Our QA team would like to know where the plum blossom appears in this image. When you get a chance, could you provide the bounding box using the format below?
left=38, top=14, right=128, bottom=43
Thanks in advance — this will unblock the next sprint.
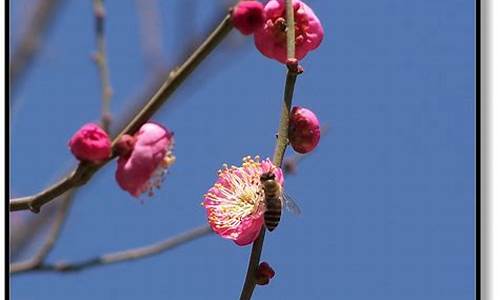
left=254, top=0, right=324, bottom=63
left=288, top=106, right=321, bottom=154
left=202, top=156, right=284, bottom=246
left=115, top=122, right=175, bottom=197
left=68, top=123, right=111, bottom=163
left=231, top=1, right=265, bottom=35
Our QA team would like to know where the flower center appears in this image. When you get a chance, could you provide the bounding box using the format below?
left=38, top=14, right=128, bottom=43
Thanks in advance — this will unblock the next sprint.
left=139, top=144, right=175, bottom=197
left=204, top=158, right=266, bottom=230
left=269, top=6, right=309, bottom=47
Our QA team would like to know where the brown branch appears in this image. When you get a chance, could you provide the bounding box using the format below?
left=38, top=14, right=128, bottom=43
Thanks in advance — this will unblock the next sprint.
left=9, top=129, right=314, bottom=275
left=92, top=0, right=113, bottom=132
left=112, top=13, right=233, bottom=140
left=111, top=6, right=230, bottom=135
left=239, top=1, right=298, bottom=299
left=9, top=12, right=235, bottom=213
left=9, top=140, right=314, bottom=275
left=10, top=191, right=75, bottom=273
left=10, top=0, right=64, bottom=94
left=11, top=225, right=213, bottom=275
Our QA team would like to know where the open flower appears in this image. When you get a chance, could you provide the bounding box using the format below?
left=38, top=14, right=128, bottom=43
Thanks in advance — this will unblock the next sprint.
left=254, top=0, right=324, bottom=63
left=202, top=156, right=284, bottom=246
left=115, top=122, right=175, bottom=197
left=288, top=106, right=321, bottom=154
left=68, top=123, right=111, bottom=163
left=231, top=0, right=265, bottom=35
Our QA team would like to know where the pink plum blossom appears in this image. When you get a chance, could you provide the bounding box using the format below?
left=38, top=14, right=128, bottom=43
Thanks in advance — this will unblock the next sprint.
left=231, top=1, right=265, bottom=35
left=115, top=122, right=175, bottom=197
left=68, top=123, right=111, bottom=163
left=202, top=156, right=284, bottom=246
left=288, top=106, right=321, bottom=154
left=254, top=0, right=324, bottom=63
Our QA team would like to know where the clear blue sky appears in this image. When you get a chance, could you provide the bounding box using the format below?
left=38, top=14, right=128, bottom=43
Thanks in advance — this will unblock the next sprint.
left=10, top=0, right=475, bottom=299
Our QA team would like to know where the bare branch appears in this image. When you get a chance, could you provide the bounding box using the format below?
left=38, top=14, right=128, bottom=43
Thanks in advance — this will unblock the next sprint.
left=11, top=225, right=212, bottom=275
left=92, top=0, right=113, bottom=132
left=240, top=1, right=299, bottom=299
left=10, top=191, right=75, bottom=273
left=135, top=0, right=167, bottom=70
left=10, top=0, right=64, bottom=94
left=9, top=12, right=235, bottom=213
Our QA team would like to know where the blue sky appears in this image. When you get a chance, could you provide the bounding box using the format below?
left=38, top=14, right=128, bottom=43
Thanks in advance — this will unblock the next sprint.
left=10, top=0, right=475, bottom=299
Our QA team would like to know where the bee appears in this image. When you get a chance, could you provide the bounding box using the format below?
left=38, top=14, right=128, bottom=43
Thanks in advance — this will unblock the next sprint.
left=260, top=171, right=301, bottom=232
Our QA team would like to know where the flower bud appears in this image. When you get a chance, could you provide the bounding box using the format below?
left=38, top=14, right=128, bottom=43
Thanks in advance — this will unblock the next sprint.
left=288, top=106, right=321, bottom=154
left=254, top=0, right=324, bottom=63
left=255, top=262, right=275, bottom=285
left=68, top=123, right=111, bottom=162
left=114, top=134, right=136, bottom=157
left=231, top=1, right=265, bottom=35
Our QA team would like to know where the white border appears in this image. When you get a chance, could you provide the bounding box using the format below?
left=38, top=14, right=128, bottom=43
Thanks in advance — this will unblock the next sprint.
left=0, top=0, right=6, bottom=296
left=486, top=0, right=499, bottom=299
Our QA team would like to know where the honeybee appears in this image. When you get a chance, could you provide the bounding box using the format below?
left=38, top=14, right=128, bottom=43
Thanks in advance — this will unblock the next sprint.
left=260, top=171, right=301, bottom=232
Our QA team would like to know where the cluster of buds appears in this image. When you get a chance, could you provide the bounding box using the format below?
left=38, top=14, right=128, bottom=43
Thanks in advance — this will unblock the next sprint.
left=68, top=122, right=175, bottom=199
left=232, top=1, right=323, bottom=154
left=232, top=0, right=324, bottom=64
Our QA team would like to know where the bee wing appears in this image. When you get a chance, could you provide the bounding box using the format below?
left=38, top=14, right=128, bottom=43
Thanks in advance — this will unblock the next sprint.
left=281, top=192, right=302, bottom=216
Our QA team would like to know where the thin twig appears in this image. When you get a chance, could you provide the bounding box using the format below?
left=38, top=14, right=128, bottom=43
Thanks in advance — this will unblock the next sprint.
left=92, top=0, right=113, bottom=132
left=10, top=191, right=75, bottom=273
left=9, top=12, right=234, bottom=213
left=135, top=0, right=167, bottom=70
left=11, top=225, right=212, bottom=275
left=112, top=7, right=230, bottom=135
left=10, top=0, right=64, bottom=94
left=10, top=201, right=59, bottom=258
left=112, top=13, right=233, bottom=141
left=239, top=1, right=298, bottom=299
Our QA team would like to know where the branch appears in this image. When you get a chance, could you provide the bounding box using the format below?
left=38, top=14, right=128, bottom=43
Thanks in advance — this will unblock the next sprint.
left=92, top=0, right=113, bottom=132
left=9, top=12, right=234, bottom=213
left=11, top=225, right=212, bottom=275
left=112, top=7, right=229, bottom=136
left=240, top=1, right=299, bottom=299
left=10, top=191, right=75, bottom=273
left=10, top=0, right=64, bottom=94
left=9, top=133, right=313, bottom=275
left=111, top=13, right=233, bottom=140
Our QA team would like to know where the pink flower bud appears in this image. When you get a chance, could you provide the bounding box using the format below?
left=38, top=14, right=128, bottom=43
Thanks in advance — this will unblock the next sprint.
left=288, top=106, right=320, bottom=154
left=254, top=0, right=324, bottom=63
left=114, top=134, right=136, bottom=157
left=68, top=123, right=111, bottom=162
left=255, top=262, right=275, bottom=285
left=231, top=1, right=265, bottom=35
left=115, top=122, right=175, bottom=197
